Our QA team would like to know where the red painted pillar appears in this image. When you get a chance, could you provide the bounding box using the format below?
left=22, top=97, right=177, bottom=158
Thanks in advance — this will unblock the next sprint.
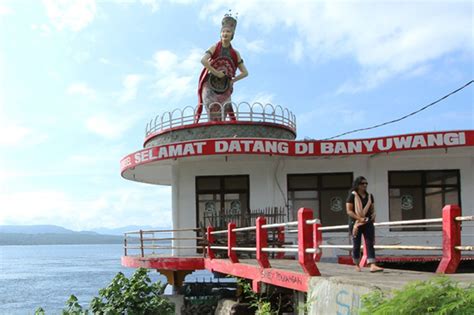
left=276, top=226, right=285, bottom=259
left=228, top=222, right=239, bottom=263
left=312, top=221, right=322, bottom=262
left=256, top=216, right=271, bottom=268
left=252, top=279, right=261, bottom=293
left=436, top=205, right=462, bottom=274
left=207, top=226, right=215, bottom=259
left=298, top=208, right=320, bottom=276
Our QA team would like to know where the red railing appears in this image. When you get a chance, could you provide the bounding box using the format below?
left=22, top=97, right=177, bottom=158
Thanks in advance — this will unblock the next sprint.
left=123, top=205, right=472, bottom=274
left=205, top=205, right=472, bottom=274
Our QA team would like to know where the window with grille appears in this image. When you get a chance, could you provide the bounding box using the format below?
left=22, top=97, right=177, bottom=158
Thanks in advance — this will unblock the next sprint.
left=196, top=175, right=249, bottom=229
left=287, top=173, right=353, bottom=226
left=388, top=170, right=460, bottom=231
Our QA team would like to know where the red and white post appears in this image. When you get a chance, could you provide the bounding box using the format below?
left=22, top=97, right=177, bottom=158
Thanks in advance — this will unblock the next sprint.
left=256, top=216, right=271, bottom=268
left=276, top=226, right=285, bottom=259
left=436, top=205, right=462, bottom=274
left=228, top=222, right=239, bottom=263
left=312, top=220, right=322, bottom=262
left=207, top=226, right=215, bottom=259
left=297, top=208, right=320, bottom=276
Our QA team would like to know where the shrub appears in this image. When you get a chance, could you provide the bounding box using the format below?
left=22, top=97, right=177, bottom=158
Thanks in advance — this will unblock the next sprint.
left=237, top=278, right=280, bottom=315
left=360, top=276, right=474, bottom=315
left=36, top=268, right=174, bottom=315
left=89, top=268, right=174, bottom=315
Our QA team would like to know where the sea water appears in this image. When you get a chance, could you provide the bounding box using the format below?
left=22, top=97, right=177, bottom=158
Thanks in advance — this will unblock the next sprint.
left=0, top=244, right=211, bottom=314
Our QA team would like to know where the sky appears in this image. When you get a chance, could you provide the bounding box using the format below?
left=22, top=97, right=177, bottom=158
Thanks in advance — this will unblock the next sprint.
left=0, top=0, right=472, bottom=231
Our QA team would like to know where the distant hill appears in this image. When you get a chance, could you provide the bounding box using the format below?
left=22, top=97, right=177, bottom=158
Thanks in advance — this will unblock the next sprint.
left=0, top=225, right=121, bottom=245
left=91, top=225, right=172, bottom=236
left=0, top=232, right=124, bottom=246
left=0, top=224, right=173, bottom=246
left=0, top=225, right=79, bottom=234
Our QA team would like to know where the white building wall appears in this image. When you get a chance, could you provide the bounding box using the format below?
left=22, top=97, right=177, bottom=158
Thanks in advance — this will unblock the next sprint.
left=173, top=157, right=283, bottom=255
left=172, top=149, right=473, bottom=257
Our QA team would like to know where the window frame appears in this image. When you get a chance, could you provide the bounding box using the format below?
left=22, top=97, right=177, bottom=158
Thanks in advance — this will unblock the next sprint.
left=195, top=175, right=250, bottom=228
left=388, top=169, right=461, bottom=231
left=287, top=172, right=353, bottom=225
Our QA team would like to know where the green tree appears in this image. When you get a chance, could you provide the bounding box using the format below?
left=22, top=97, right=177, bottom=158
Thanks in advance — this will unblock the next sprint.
left=62, top=295, right=88, bottom=315
left=37, top=268, right=174, bottom=315
left=89, top=268, right=174, bottom=315
left=360, top=276, right=474, bottom=315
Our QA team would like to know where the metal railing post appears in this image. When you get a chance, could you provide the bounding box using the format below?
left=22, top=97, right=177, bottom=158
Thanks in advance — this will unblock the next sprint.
left=124, top=234, right=128, bottom=256
left=228, top=222, right=239, bottom=263
left=207, top=226, right=215, bottom=259
left=312, top=221, right=322, bottom=262
left=297, top=208, right=320, bottom=276
left=256, top=217, right=270, bottom=268
left=139, top=230, right=144, bottom=257
left=436, top=205, right=462, bottom=274
left=276, top=226, right=285, bottom=259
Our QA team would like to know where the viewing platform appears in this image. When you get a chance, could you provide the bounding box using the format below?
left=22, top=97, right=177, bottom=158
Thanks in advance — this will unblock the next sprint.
left=121, top=206, right=474, bottom=313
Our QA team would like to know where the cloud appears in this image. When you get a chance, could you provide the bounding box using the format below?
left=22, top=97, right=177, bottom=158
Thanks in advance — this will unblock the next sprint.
left=139, top=0, right=196, bottom=13
left=153, top=50, right=179, bottom=73
left=140, top=0, right=160, bottom=12
left=201, top=0, right=473, bottom=92
left=0, top=5, right=13, bottom=15
left=119, top=74, right=143, bottom=103
left=99, top=57, right=111, bottom=65
left=31, top=23, right=53, bottom=37
left=0, top=79, right=48, bottom=146
left=251, top=92, right=274, bottom=105
left=85, top=113, right=140, bottom=139
left=67, top=82, right=96, bottom=98
left=72, top=50, right=92, bottom=63
left=65, top=76, right=145, bottom=140
left=238, top=37, right=265, bottom=54
left=0, top=122, right=32, bottom=146
left=43, top=0, right=96, bottom=31
left=66, top=77, right=143, bottom=140
left=151, top=48, right=202, bottom=100
left=289, top=40, right=303, bottom=63
left=0, top=56, right=32, bottom=146
left=0, top=186, right=172, bottom=230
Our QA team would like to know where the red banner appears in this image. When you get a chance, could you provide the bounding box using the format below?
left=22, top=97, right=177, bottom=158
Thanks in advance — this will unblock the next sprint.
left=121, top=130, right=474, bottom=173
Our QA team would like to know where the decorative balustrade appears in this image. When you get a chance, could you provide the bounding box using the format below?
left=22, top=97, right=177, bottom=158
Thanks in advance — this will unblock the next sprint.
left=202, top=206, right=287, bottom=230
left=145, top=102, right=297, bottom=137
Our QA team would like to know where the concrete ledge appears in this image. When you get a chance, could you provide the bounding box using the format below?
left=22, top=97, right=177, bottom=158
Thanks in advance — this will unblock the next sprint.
left=144, top=122, right=296, bottom=148
left=307, top=265, right=474, bottom=314
left=121, top=255, right=205, bottom=270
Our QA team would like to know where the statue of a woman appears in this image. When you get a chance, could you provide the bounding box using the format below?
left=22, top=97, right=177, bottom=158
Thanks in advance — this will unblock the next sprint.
left=195, top=13, right=249, bottom=122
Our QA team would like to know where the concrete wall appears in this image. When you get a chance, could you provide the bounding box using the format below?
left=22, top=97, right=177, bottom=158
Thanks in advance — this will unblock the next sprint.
left=171, top=148, right=473, bottom=256
left=307, top=277, right=375, bottom=315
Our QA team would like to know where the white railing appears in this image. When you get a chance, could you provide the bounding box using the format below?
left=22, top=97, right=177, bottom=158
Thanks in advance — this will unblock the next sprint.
left=145, top=102, right=297, bottom=137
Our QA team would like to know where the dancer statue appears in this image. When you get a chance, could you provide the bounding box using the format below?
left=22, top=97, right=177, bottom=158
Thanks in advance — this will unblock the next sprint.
left=195, top=12, right=249, bottom=122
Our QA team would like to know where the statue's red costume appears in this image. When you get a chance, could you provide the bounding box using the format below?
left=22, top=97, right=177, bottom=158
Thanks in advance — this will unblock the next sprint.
left=195, top=41, right=238, bottom=123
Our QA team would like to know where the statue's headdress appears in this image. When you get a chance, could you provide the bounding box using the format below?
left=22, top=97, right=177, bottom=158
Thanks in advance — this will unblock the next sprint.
left=221, top=10, right=237, bottom=37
